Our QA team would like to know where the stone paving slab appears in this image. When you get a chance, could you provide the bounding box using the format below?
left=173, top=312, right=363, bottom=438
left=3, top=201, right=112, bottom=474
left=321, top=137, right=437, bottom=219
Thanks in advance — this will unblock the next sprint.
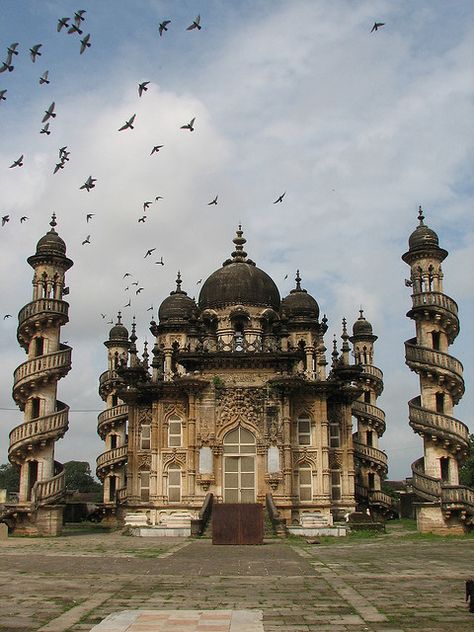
left=90, top=609, right=263, bottom=632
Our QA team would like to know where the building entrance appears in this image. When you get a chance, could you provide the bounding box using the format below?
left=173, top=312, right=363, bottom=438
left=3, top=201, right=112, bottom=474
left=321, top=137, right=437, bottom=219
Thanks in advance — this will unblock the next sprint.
left=223, top=426, right=256, bottom=503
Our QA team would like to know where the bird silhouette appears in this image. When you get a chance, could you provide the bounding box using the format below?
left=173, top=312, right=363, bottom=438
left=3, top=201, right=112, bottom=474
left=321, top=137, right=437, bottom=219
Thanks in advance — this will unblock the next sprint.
left=9, top=155, right=24, bottom=168
left=57, top=17, right=70, bottom=32
left=284, top=274, right=288, bottom=279
left=186, top=15, right=201, bottom=31
left=39, top=70, right=50, bottom=85
left=196, top=279, right=202, bottom=284
left=273, top=192, right=286, bottom=204
left=80, top=33, right=91, bottom=54
left=136, top=287, right=144, bottom=294
left=371, top=22, right=385, bottom=32
left=3, top=314, right=12, bottom=319
left=0, top=89, right=7, bottom=101
left=82, top=235, right=91, bottom=245
left=42, top=102, right=56, bottom=122
left=155, top=257, right=164, bottom=266
left=124, top=299, right=131, bottom=308
left=147, top=305, right=154, bottom=311
left=208, top=195, right=218, bottom=205
left=118, top=114, right=136, bottom=131
left=40, top=122, right=51, bottom=135
left=0, top=62, right=14, bottom=73
left=123, top=273, right=132, bottom=278
left=181, top=117, right=196, bottom=131
left=107, top=319, right=113, bottom=324
left=80, top=176, right=97, bottom=191
left=59, top=146, right=70, bottom=160
left=101, top=313, right=106, bottom=319
left=20, top=216, right=28, bottom=223
left=138, top=216, right=146, bottom=223
left=138, top=81, right=150, bottom=97
left=30, top=44, right=43, bottom=62
left=124, top=286, right=129, bottom=291
left=159, top=20, right=171, bottom=36
left=74, top=9, right=86, bottom=23
left=53, top=162, right=64, bottom=174
left=150, top=145, right=164, bottom=155
left=7, top=42, right=19, bottom=59
left=68, top=23, right=83, bottom=35
left=155, top=195, right=163, bottom=201
left=144, top=248, right=156, bottom=258
left=2, top=215, right=10, bottom=226
left=131, top=281, right=139, bottom=286
left=86, top=213, right=94, bottom=222
left=143, top=201, right=152, bottom=211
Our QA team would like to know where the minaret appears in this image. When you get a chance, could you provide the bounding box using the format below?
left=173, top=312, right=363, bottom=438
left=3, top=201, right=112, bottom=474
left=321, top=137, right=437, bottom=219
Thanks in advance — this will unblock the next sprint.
left=97, top=313, right=129, bottom=509
left=350, top=310, right=390, bottom=517
left=403, top=207, right=473, bottom=532
left=9, top=215, right=73, bottom=535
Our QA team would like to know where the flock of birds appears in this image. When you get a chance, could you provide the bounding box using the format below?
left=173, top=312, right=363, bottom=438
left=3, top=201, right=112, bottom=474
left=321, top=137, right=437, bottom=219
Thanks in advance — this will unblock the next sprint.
left=1, top=9, right=387, bottom=324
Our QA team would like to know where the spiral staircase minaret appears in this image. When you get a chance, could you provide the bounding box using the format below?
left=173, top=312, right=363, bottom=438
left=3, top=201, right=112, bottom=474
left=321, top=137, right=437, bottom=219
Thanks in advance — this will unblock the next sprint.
left=403, top=207, right=474, bottom=533
left=6, top=215, right=73, bottom=535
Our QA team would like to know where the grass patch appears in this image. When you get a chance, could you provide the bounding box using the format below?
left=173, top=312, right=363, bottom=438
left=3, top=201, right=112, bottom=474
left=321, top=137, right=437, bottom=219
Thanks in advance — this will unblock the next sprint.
left=123, top=547, right=165, bottom=558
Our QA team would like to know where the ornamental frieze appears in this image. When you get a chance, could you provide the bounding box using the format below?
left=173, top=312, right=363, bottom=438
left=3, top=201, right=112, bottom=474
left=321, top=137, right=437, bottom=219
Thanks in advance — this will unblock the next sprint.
left=137, top=406, right=152, bottom=427
left=138, top=453, right=152, bottom=470
left=216, top=387, right=264, bottom=428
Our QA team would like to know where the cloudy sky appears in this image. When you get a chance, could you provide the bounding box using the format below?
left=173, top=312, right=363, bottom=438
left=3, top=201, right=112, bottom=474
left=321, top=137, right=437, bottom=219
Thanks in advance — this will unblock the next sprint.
left=0, top=0, right=473, bottom=480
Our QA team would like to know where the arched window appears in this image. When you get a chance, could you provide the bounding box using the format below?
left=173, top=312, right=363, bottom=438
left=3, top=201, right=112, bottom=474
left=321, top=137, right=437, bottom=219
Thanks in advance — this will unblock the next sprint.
left=297, top=416, right=311, bottom=445
left=139, top=469, right=150, bottom=501
left=110, top=434, right=118, bottom=450
left=329, top=423, right=340, bottom=448
left=168, top=416, right=182, bottom=447
left=140, top=424, right=151, bottom=450
left=298, top=464, right=312, bottom=501
left=233, top=320, right=245, bottom=352
left=168, top=464, right=181, bottom=502
left=34, top=337, right=44, bottom=357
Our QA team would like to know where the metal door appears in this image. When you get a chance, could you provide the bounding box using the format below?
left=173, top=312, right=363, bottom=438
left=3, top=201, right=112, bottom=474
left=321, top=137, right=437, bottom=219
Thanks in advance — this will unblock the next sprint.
left=212, top=503, right=263, bottom=545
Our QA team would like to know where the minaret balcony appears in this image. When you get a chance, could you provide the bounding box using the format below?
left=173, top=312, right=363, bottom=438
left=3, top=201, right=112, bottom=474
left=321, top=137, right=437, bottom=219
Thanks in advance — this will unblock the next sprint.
left=98, top=370, right=124, bottom=399
left=97, top=404, right=128, bottom=439
left=353, top=440, right=388, bottom=473
left=33, top=468, right=65, bottom=507
left=368, top=490, right=394, bottom=510
left=408, top=397, right=469, bottom=454
left=352, top=400, right=386, bottom=435
left=411, top=457, right=441, bottom=501
left=412, top=457, right=474, bottom=516
left=405, top=340, right=464, bottom=400
left=17, top=299, right=69, bottom=348
left=96, top=445, right=128, bottom=478
left=409, top=292, right=459, bottom=339
left=9, top=406, right=69, bottom=461
left=13, top=348, right=72, bottom=405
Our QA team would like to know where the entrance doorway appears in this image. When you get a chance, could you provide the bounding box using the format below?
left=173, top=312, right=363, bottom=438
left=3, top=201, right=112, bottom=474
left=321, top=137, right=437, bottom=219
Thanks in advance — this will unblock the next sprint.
left=223, top=426, right=256, bottom=503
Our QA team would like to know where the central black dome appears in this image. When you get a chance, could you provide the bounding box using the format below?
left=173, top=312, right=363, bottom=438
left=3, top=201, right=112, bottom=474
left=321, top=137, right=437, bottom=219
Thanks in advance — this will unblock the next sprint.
left=198, top=227, right=280, bottom=311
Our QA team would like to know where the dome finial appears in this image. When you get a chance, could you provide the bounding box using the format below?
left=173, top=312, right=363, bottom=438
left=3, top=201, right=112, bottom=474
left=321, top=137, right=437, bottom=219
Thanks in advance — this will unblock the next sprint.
left=50, top=213, right=57, bottom=231
left=359, top=307, right=364, bottom=319
left=176, top=270, right=182, bottom=292
left=117, top=311, right=122, bottom=324
left=418, top=205, right=425, bottom=226
left=231, top=225, right=247, bottom=261
left=295, top=270, right=301, bottom=291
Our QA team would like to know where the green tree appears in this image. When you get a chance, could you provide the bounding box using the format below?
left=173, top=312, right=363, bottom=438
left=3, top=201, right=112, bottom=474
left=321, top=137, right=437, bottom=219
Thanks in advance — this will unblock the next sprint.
left=459, top=434, right=474, bottom=487
left=64, top=461, right=102, bottom=493
left=0, top=463, right=20, bottom=494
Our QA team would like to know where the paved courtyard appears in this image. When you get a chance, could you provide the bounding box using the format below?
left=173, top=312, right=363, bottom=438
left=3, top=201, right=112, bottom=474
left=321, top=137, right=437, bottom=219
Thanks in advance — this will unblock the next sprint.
left=0, top=524, right=473, bottom=632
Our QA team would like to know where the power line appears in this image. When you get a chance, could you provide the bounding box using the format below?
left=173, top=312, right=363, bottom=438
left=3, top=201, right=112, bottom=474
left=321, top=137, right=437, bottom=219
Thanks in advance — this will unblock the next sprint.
left=0, top=407, right=102, bottom=413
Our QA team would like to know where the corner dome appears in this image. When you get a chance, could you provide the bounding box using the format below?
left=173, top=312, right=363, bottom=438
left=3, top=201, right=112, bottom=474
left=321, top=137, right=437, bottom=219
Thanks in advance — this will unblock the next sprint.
left=198, top=227, right=280, bottom=311
left=352, top=310, right=373, bottom=337
left=281, top=271, right=319, bottom=320
left=109, top=312, right=129, bottom=341
left=35, top=214, right=67, bottom=257
left=158, top=272, right=197, bottom=323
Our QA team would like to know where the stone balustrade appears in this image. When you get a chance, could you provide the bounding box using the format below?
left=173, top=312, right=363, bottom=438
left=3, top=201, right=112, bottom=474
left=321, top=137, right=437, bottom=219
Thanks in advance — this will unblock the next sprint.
left=96, top=445, right=128, bottom=471
left=353, top=440, right=388, bottom=471
left=9, top=407, right=69, bottom=456
left=408, top=397, right=469, bottom=450
left=32, top=468, right=65, bottom=506
left=405, top=341, right=463, bottom=378
left=13, top=348, right=72, bottom=398
left=410, top=291, right=458, bottom=316
left=359, top=364, right=383, bottom=382
left=97, top=404, right=128, bottom=437
left=18, top=298, right=69, bottom=328
left=352, top=400, right=386, bottom=432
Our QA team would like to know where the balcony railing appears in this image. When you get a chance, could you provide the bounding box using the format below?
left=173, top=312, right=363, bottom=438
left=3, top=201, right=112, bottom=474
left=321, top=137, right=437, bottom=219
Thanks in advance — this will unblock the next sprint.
left=32, top=469, right=65, bottom=506
left=411, top=458, right=441, bottom=501
left=410, top=292, right=458, bottom=318
left=117, top=487, right=127, bottom=503
left=96, top=445, right=128, bottom=470
left=18, top=299, right=69, bottom=328
left=352, top=400, right=386, bottom=427
left=13, top=348, right=72, bottom=393
left=408, top=397, right=469, bottom=449
left=97, top=404, right=128, bottom=436
left=369, top=490, right=394, bottom=508
left=9, top=407, right=69, bottom=454
left=359, top=364, right=383, bottom=381
left=441, top=485, right=474, bottom=509
left=353, top=441, right=388, bottom=471
left=405, top=341, right=463, bottom=378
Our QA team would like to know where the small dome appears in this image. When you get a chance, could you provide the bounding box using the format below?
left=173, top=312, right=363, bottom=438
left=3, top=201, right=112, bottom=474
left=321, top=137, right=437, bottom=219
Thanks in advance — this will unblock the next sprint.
left=109, top=312, right=129, bottom=341
left=35, top=214, right=67, bottom=257
left=352, top=310, right=373, bottom=336
left=281, top=271, right=319, bottom=320
left=408, top=206, right=440, bottom=251
left=198, top=227, right=280, bottom=311
left=158, top=272, right=197, bottom=323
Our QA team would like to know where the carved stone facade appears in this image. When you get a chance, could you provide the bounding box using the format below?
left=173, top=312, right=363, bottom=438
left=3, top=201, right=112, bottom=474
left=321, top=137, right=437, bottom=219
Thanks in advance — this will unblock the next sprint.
left=98, top=228, right=393, bottom=528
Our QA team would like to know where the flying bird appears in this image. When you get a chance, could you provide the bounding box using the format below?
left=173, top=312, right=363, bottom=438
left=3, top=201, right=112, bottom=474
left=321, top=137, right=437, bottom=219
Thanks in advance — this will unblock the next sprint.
left=155, top=257, right=164, bottom=266
left=135, top=287, right=144, bottom=294
left=0, top=89, right=6, bottom=101
left=150, top=145, right=163, bottom=155
left=155, top=195, right=163, bottom=201
left=208, top=195, right=218, bottom=205
left=30, top=44, right=43, bottom=62
left=186, top=15, right=201, bottom=31
left=124, top=286, right=129, bottom=291
left=42, top=102, right=56, bottom=122
left=118, top=114, right=136, bottom=131
left=39, top=70, right=50, bottom=85
left=68, top=23, right=83, bottom=35
left=2, top=215, right=10, bottom=226
left=101, top=313, right=106, bottom=319
left=20, top=216, right=28, bottom=223
left=124, top=299, right=131, bottom=308
left=284, top=274, right=288, bottom=280
left=371, top=22, right=385, bottom=32
left=180, top=117, right=195, bottom=131
left=7, top=42, right=19, bottom=58
left=196, top=279, right=202, bottom=284
left=9, top=155, right=24, bottom=168
left=3, top=314, right=12, bottom=319
left=53, top=162, right=65, bottom=174
left=107, top=319, right=113, bottom=324
left=82, top=235, right=91, bottom=245
left=74, top=9, right=86, bottom=24
left=138, top=216, right=146, bottom=223
left=147, top=305, right=153, bottom=311
left=86, top=213, right=94, bottom=222
left=57, top=17, right=70, bottom=32
left=80, top=33, right=91, bottom=54
left=273, top=192, right=286, bottom=204
left=131, top=281, right=139, bottom=286
left=0, top=61, right=14, bottom=73
left=159, top=20, right=171, bottom=36
left=144, top=248, right=156, bottom=258
left=143, top=201, right=152, bottom=211
left=59, top=146, right=70, bottom=160
left=80, top=175, right=97, bottom=191
left=123, top=273, right=132, bottom=278
left=138, top=81, right=150, bottom=97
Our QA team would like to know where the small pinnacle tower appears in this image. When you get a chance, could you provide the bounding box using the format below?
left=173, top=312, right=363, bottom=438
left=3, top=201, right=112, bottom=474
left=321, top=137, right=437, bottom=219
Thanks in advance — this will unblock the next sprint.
left=403, top=207, right=474, bottom=532
left=8, top=215, right=73, bottom=535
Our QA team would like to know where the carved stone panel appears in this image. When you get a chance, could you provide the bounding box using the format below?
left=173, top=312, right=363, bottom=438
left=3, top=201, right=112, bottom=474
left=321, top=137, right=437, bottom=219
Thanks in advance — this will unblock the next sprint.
left=216, top=387, right=264, bottom=430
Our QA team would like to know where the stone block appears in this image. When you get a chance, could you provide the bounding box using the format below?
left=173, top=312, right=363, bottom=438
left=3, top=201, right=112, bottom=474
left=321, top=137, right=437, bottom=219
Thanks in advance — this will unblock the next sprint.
left=0, top=522, right=8, bottom=539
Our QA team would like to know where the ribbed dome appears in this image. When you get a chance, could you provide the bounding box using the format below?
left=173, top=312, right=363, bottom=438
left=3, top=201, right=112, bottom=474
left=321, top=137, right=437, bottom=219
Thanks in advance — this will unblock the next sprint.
left=109, top=313, right=129, bottom=341
left=198, top=227, right=281, bottom=311
left=352, top=310, right=373, bottom=336
left=159, top=273, right=196, bottom=323
left=35, top=214, right=67, bottom=257
left=281, top=271, right=319, bottom=320
left=408, top=206, right=440, bottom=251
